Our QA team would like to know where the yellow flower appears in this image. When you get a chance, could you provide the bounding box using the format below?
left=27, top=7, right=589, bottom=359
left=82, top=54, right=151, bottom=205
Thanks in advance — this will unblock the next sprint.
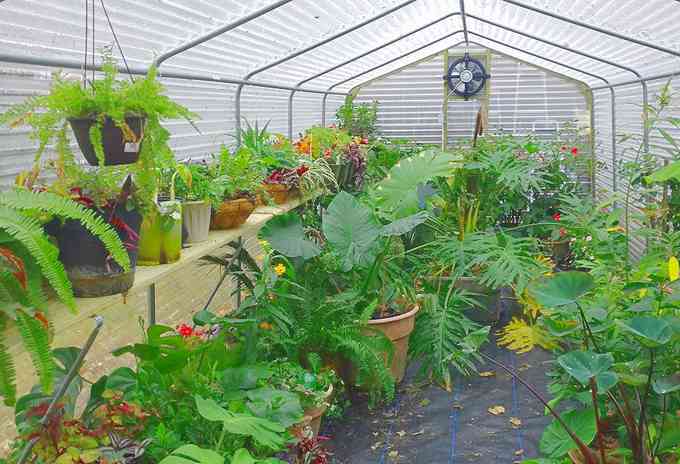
left=669, top=256, right=679, bottom=282
left=274, top=263, right=286, bottom=276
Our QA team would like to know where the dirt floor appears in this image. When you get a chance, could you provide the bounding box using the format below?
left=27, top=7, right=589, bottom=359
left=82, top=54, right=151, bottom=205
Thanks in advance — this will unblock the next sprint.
left=321, top=342, right=554, bottom=464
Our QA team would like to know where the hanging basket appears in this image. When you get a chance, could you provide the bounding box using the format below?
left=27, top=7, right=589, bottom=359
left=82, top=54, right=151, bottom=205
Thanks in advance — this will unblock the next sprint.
left=51, top=205, right=142, bottom=298
left=69, top=115, right=146, bottom=166
left=211, top=198, right=255, bottom=230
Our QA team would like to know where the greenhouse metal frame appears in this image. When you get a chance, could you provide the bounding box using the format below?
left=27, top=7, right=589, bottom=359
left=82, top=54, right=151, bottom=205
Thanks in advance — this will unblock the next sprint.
left=1, top=0, right=680, bottom=193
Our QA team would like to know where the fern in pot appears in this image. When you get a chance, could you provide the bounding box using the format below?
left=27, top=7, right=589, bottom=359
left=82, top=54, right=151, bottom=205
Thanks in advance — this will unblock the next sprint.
left=0, top=54, right=194, bottom=168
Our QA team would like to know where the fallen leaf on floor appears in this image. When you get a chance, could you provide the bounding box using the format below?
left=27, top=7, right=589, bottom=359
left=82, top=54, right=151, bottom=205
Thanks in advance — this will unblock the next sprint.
left=419, top=398, right=431, bottom=407
left=412, top=429, right=425, bottom=436
left=373, top=432, right=379, bottom=436
left=514, top=449, right=524, bottom=456
left=479, top=371, right=496, bottom=377
left=396, top=430, right=406, bottom=438
left=518, top=363, right=531, bottom=371
left=452, top=402, right=463, bottom=410
left=510, top=417, right=522, bottom=428
left=488, top=405, right=506, bottom=415
left=388, top=450, right=399, bottom=458
left=371, top=441, right=383, bottom=451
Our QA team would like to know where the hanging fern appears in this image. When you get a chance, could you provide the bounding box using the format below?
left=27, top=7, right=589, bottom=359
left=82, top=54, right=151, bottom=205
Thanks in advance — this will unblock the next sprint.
left=0, top=315, right=17, bottom=406
left=15, top=309, right=54, bottom=395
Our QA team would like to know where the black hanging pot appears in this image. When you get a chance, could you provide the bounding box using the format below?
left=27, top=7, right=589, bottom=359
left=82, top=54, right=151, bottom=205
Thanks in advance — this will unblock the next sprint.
left=51, top=203, right=143, bottom=298
left=68, top=115, right=146, bottom=166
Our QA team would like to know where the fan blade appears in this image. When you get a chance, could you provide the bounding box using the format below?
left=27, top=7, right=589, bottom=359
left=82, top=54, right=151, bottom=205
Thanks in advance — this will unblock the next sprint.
left=450, top=74, right=460, bottom=79
left=473, top=71, right=484, bottom=80
left=464, top=82, right=471, bottom=94
left=455, top=80, right=465, bottom=91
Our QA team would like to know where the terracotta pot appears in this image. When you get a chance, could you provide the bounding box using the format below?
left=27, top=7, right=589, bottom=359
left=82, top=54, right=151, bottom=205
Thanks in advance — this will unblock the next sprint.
left=263, top=183, right=290, bottom=205
left=211, top=198, right=255, bottom=230
left=367, top=305, right=420, bottom=383
left=290, top=384, right=334, bottom=439
left=69, top=116, right=145, bottom=166
left=182, top=200, right=211, bottom=243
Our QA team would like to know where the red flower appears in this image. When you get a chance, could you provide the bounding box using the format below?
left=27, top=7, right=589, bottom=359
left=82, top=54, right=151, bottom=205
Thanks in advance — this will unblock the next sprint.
left=177, top=324, right=193, bottom=338
left=560, top=145, right=567, bottom=152
left=118, top=402, right=134, bottom=415
left=571, top=147, right=579, bottom=156
left=552, top=213, right=561, bottom=221
left=296, top=165, right=309, bottom=176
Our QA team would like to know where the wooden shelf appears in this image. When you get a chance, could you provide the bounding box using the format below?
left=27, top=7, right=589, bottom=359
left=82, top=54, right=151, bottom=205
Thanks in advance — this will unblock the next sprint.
left=100, top=198, right=304, bottom=299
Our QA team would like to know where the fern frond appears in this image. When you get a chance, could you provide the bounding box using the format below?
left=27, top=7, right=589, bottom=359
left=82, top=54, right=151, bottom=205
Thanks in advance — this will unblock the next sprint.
left=0, top=315, right=17, bottom=406
left=0, top=206, right=75, bottom=310
left=0, top=190, right=130, bottom=271
left=15, top=310, right=54, bottom=394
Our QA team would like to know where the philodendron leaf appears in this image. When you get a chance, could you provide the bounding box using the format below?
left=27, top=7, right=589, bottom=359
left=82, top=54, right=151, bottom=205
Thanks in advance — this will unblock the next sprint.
left=158, top=444, right=223, bottom=464
left=528, top=271, right=594, bottom=308
left=322, top=191, right=381, bottom=271
left=231, top=448, right=285, bottom=464
left=259, top=213, right=321, bottom=260
left=539, top=408, right=597, bottom=458
left=618, top=316, right=672, bottom=347
left=558, top=351, right=618, bottom=393
left=653, top=374, right=680, bottom=394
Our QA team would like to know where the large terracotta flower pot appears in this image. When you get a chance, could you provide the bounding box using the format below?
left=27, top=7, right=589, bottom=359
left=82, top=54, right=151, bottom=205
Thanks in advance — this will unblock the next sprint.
left=263, top=184, right=290, bottom=205
left=367, top=305, right=420, bottom=383
left=290, top=384, right=334, bottom=439
left=69, top=116, right=145, bottom=166
left=182, top=200, right=211, bottom=243
left=211, top=198, right=255, bottom=230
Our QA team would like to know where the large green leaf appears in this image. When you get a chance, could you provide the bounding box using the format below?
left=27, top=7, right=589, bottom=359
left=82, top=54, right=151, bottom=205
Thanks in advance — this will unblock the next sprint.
left=246, top=387, right=303, bottom=427
left=618, top=316, right=672, bottom=347
left=653, top=374, right=680, bottom=395
left=221, top=365, right=272, bottom=390
left=528, top=271, right=594, bottom=308
left=557, top=351, right=618, bottom=393
left=195, top=395, right=231, bottom=422
left=322, top=191, right=381, bottom=271
left=158, top=444, right=223, bottom=464
left=381, top=211, right=429, bottom=236
left=259, top=213, right=321, bottom=260
left=231, top=449, right=285, bottom=464
left=646, top=160, right=680, bottom=184
left=372, top=149, right=462, bottom=214
left=539, top=408, right=596, bottom=458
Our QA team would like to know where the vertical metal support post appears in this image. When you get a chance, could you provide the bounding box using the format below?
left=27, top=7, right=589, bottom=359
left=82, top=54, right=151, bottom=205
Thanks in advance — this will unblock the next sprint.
left=147, top=283, right=156, bottom=326
left=642, top=81, right=650, bottom=153
left=288, top=90, right=296, bottom=140
left=235, top=85, right=244, bottom=146
left=17, top=317, right=104, bottom=464
left=321, top=93, right=329, bottom=127
left=441, top=49, right=449, bottom=150
left=610, top=88, right=618, bottom=194
left=588, top=88, right=596, bottom=199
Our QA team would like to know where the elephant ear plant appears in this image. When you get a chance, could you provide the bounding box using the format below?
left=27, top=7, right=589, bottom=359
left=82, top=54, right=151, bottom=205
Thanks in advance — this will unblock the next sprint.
left=491, top=269, right=680, bottom=464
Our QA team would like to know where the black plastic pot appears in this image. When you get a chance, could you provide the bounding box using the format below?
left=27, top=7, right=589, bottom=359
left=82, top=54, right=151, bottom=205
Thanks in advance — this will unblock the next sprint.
left=52, top=204, right=143, bottom=298
left=69, top=116, right=146, bottom=166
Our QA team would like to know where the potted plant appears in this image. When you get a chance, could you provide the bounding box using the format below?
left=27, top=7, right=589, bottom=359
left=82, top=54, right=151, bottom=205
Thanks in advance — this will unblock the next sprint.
left=137, top=166, right=191, bottom=265
left=0, top=54, right=194, bottom=167
left=174, top=163, right=213, bottom=243
left=209, top=146, right=262, bottom=230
